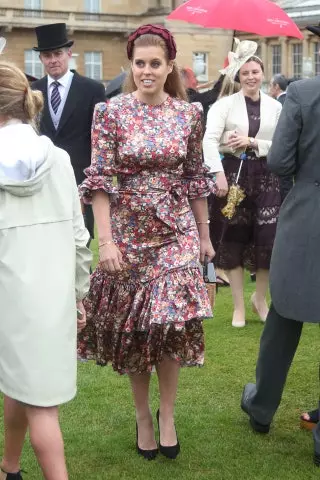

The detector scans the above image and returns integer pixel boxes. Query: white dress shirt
[47,70,74,129]
[277,91,287,100]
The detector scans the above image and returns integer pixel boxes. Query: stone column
[303,35,310,58]
[161,0,175,8]
[280,37,288,76]
[302,35,313,78]
[260,38,268,79]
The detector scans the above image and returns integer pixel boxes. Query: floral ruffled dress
[78,93,215,374]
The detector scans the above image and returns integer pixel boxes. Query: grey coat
[268,76,320,323]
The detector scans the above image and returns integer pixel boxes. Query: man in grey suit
[269,73,287,105]
[269,73,293,200]
[241,23,320,467]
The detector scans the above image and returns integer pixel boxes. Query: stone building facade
[0,0,232,84]
[237,0,320,81]
[1,0,314,85]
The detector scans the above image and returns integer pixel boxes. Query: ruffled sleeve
[183,103,216,199]
[79,101,119,204]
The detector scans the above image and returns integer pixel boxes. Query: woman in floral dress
[78,24,215,460]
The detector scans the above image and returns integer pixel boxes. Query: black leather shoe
[241,384,270,434]
[0,468,24,479]
[156,409,180,459]
[314,452,320,467]
[136,423,158,461]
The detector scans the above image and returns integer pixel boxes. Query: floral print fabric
[78,94,215,374]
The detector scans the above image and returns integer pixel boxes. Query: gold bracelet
[99,240,114,248]
[196,220,210,224]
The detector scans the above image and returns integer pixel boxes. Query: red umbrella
[167,0,303,39]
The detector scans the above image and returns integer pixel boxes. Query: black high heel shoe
[0,468,24,479]
[136,423,158,461]
[156,409,180,459]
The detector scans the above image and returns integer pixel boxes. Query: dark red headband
[127,24,177,60]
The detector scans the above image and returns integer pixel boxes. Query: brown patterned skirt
[209,153,281,272]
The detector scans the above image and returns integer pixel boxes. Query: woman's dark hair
[234,56,264,82]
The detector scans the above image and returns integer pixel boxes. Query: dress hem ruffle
[78,318,206,375]
[81,265,212,330]
[77,266,212,374]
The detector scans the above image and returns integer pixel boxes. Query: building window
[24,0,41,16]
[271,45,281,75]
[314,43,320,76]
[84,0,100,12]
[69,53,80,72]
[192,52,208,82]
[24,50,44,79]
[172,0,188,5]
[85,52,102,80]
[292,44,302,78]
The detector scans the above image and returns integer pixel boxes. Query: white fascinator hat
[219,38,259,79]
[0,37,6,54]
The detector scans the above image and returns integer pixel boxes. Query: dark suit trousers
[83,204,94,240]
[315,399,320,456]
[249,304,303,425]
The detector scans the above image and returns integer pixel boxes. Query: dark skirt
[209,153,281,272]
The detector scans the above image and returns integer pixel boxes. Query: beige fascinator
[219,38,258,79]
[0,37,6,54]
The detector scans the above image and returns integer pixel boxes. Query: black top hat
[306,23,320,37]
[33,23,74,52]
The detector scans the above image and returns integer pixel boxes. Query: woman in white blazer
[203,40,282,328]
[0,62,92,480]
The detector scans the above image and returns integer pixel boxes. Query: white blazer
[203,90,282,173]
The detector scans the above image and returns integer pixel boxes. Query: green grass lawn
[0,239,318,479]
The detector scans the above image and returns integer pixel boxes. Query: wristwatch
[248,137,255,146]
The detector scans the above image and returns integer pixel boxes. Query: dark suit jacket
[186,74,225,125]
[268,77,320,323]
[277,92,286,105]
[275,92,293,200]
[32,72,105,185]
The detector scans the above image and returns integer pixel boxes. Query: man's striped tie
[51,81,61,114]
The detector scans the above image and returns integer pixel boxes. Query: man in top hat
[32,23,106,241]
[240,23,320,467]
